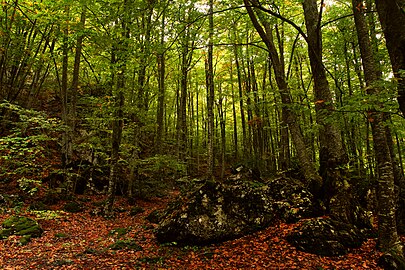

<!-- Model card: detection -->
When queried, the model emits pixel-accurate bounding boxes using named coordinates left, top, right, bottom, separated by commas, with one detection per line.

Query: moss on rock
left=0, top=215, right=43, bottom=243
left=109, top=239, right=142, bottom=250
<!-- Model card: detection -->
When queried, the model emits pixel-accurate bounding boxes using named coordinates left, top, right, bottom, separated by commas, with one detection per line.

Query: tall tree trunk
left=154, top=12, right=166, bottom=154
left=216, top=92, right=226, bottom=180
left=302, top=0, right=350, bottom=222
left=233, top=42, right=248, bottom=156
left=206, top=0, right=215, bottom=179
left=104, top=4, right=128, bottom=217
left=60, top=5, right=73, bottom=194
left=352, top=0, right=403, bottom=256
left=244, top=0, right=322, bottom=194
left=230, top=58, right=238, bottom=161
left=375, top=0, right=405, bottom=116
left=70, top=8, right=85, bottom=138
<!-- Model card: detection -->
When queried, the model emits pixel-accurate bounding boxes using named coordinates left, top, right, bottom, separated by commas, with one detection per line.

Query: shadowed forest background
left=1, top=0, right=405, bottom=269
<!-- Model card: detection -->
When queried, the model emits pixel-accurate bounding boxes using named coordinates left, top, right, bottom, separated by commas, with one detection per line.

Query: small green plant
left=17, top=177, right=42, bottom=196
left=31, top=210, right=64, bottom=220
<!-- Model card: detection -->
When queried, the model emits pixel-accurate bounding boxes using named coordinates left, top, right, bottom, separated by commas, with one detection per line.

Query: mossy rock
left=130, top=206, right=145, bottom=216
left=1, top=216, right=43, bottom=238
left=286, top=217, right=366, bottom=256
left=109, top=239, right=142, bottom=250
left=0, top=228, right=13, bottom=239
left=19, top=235, right=32, bottom=245
left=108, top=227, right=130, bottom=238
left=63, top=201, right=83, bottom=213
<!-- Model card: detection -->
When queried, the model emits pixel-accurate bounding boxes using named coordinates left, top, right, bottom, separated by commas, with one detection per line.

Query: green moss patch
left=108, top=227, right=131, bottom=238
left=109, top=239, right=142, bottom=251
left=1, top=216, right=43, bottom=238
left=0, top=216, right=43, bottom=244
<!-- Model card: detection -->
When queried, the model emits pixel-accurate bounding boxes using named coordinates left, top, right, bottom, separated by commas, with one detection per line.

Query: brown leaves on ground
left=0, top=194, right=383, bottom=269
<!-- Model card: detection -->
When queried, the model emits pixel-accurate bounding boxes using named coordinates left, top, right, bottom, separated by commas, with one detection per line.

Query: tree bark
left=375, top=0, right=405, bottom=115
left=104, top=3, right=128, bottom=217
left=206, top=0, right=215, bottom=179
left=302, top=0, right=350, bottom=222
left=154, top=12, right=166, bottom=154
left=352, top=0, right=403, bottom=255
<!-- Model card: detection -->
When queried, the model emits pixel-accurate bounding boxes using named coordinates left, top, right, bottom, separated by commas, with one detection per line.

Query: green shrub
left=0, top=101, right=63, bottom=195
left=131, top=155, right=187, bottom=198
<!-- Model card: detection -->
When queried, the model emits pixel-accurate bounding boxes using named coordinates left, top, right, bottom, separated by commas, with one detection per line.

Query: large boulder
left=155, top=177, right=321, bottom=245
left=156, top=180, right=275, bottom=244
left=286, top=217, right=366, bottom=256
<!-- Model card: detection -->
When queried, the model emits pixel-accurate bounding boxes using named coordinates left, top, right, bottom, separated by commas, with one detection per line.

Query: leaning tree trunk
left=244, top=0, right=322, bottom=195
left=352, top=0, right=403, bottom=257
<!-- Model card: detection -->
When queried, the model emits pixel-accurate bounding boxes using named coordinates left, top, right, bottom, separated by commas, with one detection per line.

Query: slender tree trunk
left=104, top=4, right=128, bottom=216
left=233, top=42, right=248, bottom=156
left=230, top=60, right=238, bottom=161
left=154, top=13, right=166, bottom=154
left=70, top=8, right=85, bottom=135
left=60, top=5, right=73, bottom=194
left=352, top=0, right=403, bottom=256
left=206, top=0, right=215, bottom=179
left=216, top=94, right=226, bottom=180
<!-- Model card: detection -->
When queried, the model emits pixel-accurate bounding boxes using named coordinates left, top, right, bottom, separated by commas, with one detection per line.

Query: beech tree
left=375, top=0, right=405, bottom=116
left=243, top=0, right=322, bottom=193
left=352, top=0, right=403, bottom=257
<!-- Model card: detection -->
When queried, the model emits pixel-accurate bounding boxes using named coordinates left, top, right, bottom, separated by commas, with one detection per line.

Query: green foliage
left=0, top=101, right=63, bottom=195
left=132, top=155, right=187, bottom=198
left=31, top=210, right=64, bottom=220
left=17, top=177, right=42, bottom=196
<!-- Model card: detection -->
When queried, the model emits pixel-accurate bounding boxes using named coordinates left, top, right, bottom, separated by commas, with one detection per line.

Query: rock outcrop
left=155, top=177, right=321, bottom=245
left=286, top=217, right=367, bottom=256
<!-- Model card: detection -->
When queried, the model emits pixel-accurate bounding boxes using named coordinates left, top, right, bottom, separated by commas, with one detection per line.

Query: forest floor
left=0, top=192, right=384, bottom=270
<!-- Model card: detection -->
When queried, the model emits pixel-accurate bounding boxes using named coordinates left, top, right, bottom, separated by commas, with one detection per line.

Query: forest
left=1, top=0, right=405, bottom=269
